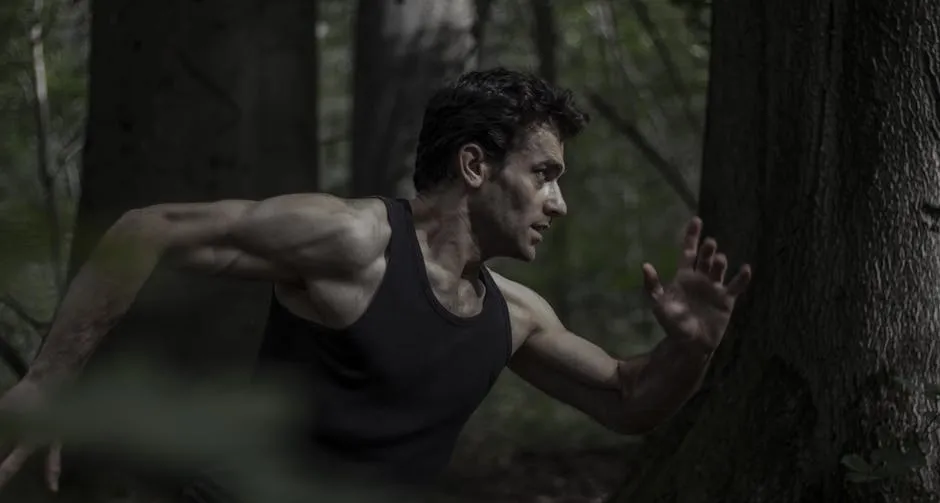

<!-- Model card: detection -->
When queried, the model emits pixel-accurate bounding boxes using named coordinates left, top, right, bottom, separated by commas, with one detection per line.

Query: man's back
left=255, top=197, right=511, bottom=485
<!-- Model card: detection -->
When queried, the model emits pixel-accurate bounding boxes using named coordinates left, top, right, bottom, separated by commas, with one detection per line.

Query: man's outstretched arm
left=29, top=193, right=386, bottom=386
left=500, top=217, right=752, bottom=434
left=0, top=194, right=388, bottom=491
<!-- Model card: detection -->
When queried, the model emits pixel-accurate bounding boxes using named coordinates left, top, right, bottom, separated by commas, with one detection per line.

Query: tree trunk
left=528, top=0, right=571, bottom=326
left=58, top=0, right=318, bottom=498
left=72, top=0, right=318, bottom=375
left=350, top=0, right=476, bottom=197
left=617, top=1, right=940, bottom=502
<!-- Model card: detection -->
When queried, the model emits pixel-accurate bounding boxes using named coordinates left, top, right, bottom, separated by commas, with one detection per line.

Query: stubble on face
left=477, top=125, right=566, bottom=261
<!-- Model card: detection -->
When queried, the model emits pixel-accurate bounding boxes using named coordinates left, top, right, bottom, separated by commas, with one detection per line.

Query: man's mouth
left=530, top=223, right=550, bottom=238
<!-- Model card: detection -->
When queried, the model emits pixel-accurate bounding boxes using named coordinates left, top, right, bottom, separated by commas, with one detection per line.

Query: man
left=0, top=68, right=750, bottom=496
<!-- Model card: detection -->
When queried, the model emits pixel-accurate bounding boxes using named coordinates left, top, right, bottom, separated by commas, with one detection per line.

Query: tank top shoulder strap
left=371, top=196, right=418, bottom=277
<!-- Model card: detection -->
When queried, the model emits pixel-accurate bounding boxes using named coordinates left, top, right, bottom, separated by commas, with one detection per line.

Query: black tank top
left=254, top=197, right=511, bottom=486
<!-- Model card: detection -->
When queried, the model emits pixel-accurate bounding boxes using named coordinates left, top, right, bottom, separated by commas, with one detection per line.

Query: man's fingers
left=726, top=264, right=753, bottom=297
left=0, top=444, right=36, bottom=488
left=709, top=253, right=727, bottom=283
left=695, top=238, right=717, bottom=272
left=46, top=443, right=62, bottom=493
left=678, top=217, right=702, bottom=269
left=642, top=263, right=664, bottom=300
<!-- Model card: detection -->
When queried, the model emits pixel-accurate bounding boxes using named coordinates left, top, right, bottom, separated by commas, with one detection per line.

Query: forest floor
left=2, top=446, right=632, bottom=503
left=439, top=447, right=629, bottom=503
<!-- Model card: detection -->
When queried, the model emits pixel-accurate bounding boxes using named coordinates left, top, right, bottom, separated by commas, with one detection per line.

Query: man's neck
left=409, top=189, right=484, bottom=283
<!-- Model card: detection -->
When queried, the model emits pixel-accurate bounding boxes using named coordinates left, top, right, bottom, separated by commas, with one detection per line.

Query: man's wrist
left=665, top=334, right=715, bottom=363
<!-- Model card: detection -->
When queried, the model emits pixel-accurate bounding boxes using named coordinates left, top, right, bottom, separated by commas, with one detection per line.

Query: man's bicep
left=510, top=327, right=621, bottom=393
left=509, top=328, right=627, bottom=431
left=500, top=275, right=620, bottom=389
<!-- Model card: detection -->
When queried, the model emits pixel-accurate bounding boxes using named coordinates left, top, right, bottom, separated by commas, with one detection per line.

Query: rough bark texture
left=43, top=0, right=317, bottom=500
left=351, top=0, right=476, bottom=197
left=617, top=0, right=940, bottom=502
left=72, top=0, right=318, bottom=375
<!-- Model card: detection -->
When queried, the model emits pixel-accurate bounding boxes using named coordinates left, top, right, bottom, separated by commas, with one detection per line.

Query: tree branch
left=586, top=91, right=698, bottom=210
left=623, top=0, right=701, bottom=134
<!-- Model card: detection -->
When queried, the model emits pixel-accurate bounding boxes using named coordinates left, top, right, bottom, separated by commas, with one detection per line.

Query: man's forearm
left=28, top=212, right=167, bottom=387
left=616, top=335, right=713, bottom=432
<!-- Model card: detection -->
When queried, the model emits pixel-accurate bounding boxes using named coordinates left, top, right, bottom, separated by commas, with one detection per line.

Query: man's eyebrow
left=539, top=159, right=566, bottom=172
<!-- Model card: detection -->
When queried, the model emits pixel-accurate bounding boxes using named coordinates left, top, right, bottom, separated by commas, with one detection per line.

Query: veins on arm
left=152, top=194, right=387, bottom=281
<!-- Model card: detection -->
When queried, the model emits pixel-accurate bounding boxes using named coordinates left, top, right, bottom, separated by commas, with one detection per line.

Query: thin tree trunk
left=616, top=1, right=940, bottom=501
left=28, top=0, right=65, bottom=295
left=350, top=0, right=476, bottom=197
left=527, top=0, right=572, bottom=325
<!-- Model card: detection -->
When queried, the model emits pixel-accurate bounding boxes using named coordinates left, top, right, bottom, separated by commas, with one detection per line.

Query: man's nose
left=545, top=185, right=567, bottom=218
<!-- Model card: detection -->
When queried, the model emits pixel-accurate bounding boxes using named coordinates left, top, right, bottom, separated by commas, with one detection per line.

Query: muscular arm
left=29, top=193, right=386, bottom=387
left=499, top=276, right=711, bottom=435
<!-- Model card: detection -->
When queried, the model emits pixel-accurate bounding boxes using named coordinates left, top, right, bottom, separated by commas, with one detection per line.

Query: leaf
left=840, top=454, right=872, bottom=473
left=869, top=444, right=926, bottom=476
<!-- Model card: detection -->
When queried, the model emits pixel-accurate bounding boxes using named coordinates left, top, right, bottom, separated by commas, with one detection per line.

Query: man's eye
left=534, top=170, right=549, bottom=181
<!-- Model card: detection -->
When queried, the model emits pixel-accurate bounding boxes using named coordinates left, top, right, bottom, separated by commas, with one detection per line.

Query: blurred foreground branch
left=0, top=359, right=407, bottom=502
left=586, top=91, right=697, bottom=210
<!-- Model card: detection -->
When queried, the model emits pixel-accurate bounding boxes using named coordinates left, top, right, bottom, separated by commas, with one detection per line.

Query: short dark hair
left=413, top=68, right=589, bottom=192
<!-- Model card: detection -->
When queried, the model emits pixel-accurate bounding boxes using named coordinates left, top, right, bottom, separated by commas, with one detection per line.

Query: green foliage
left=841, top=440, right=928, bottom=483
left=0, top=359, right=398, bottom=502
left=0, top=0, right=87, bottom=386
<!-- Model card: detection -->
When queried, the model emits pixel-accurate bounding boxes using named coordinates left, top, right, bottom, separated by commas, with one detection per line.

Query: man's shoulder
left=253, top=192, right=392, bottom=272
left=488, top=270, right=562, bottom=334
left=258, top=192, right=387, bottom=223
left=319, top=195, right=392, bottom=268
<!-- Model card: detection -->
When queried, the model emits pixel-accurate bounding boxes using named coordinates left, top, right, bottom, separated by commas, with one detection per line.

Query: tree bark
left=72, top=0, right=318, bottom=375
left=350, top=0, right=476, bottom=197
left=527, top=0, right=572, bottom=326
left=617, top=1, right=940, bottom=501
left=55, top=0, right=318, bottom=498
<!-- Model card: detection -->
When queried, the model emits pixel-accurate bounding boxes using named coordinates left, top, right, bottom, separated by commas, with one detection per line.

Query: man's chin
left=517, top=244, right=538, bottom=262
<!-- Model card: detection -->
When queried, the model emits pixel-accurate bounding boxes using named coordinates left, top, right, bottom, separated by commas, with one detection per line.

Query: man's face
left=468, top=125, right=568, bottom=261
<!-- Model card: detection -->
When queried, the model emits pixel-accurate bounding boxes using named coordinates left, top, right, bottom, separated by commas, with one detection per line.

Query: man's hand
left=642, top=216, right=752, bottom=352
left=0, top=378, right=62, bottom=493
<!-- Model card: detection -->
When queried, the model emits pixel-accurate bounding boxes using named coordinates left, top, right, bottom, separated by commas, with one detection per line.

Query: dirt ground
left=438, top=447, right=629, bottom=503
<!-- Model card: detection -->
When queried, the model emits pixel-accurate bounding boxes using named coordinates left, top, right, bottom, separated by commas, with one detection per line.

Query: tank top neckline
left=394, top=198, right=494, bottom=327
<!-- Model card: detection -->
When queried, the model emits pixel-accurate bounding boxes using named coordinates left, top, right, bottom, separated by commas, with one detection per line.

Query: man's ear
left=457, top=143, right=489, bottom=189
